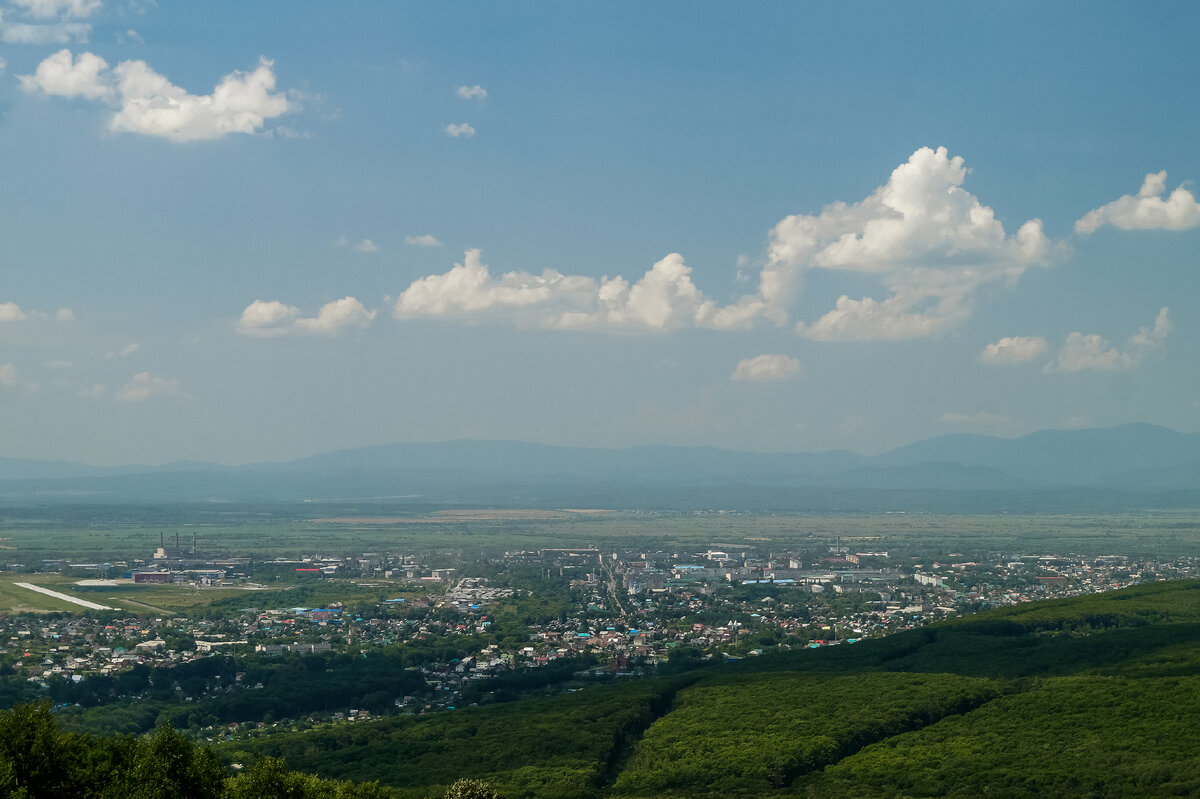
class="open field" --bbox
[0,574,257,615]
[1,506,1199,566]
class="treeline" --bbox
[0,702,390,798]
[52,650,427,735]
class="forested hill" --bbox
[215,579,1200,798]
[8,582,1200,797]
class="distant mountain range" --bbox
[1,423,1198,510]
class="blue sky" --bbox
[1,1,1198,465]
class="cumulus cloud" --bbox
[55,307,74,321]
[753,146,1053,339]
[0,302,27,322]
[19,50,290,141]
[237,300,299,336]
[731,354,801,382]
[444,122,475,138]
[115,371,180,403]
[980,335,1047,363]
[395,249,593,318]
[939,411,1011,429]
[293,297,376,333]
[18,48,111,99]
[455,84,486,100]
[263,147,1063,341]
[405,234,442,248]
[238,297,374,336]
[1046,307,1171,373]
[10,0,100,18]
[0,364,18,388]
[1076,172,1200,234]
[393,250,757,331]
[798,295,948,342]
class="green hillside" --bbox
[11,580,1200,798]
[202,579,1200,798]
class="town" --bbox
[0,531,1194,742]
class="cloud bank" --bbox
[392,249,759,331]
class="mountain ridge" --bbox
[1,423,1196,508]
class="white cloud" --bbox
[46,359,73,369]
[405,234,442,248]
[0,302,27,322]
[293,297,376,333]
[455,84,486,100]
[393,250,756,331]
[395,249,592,318]
[798,295,948,341]
[111,55,288,141]
[1076,172,1200,234]
[444,122,475,138]
[1046,307,1171,373]
[238,297,375,336]
[237,299,299,337]
[750,146,1053,339]
[980,335,1047,363]
[0,364,18,388]
[20,50,290,141]
[76,382,106,398]
[17,48,110,99]
[731,354,801,382]
[0,56,7,75]
[551,253,745,330]
[116,371,180,403]
[1062,414,1093,429]
[10,0,100,19]
[55,307,74,321]
[939,411,1011,429]
[116,28,143,44]
[0,11,90,43]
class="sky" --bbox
[1,1,1198,465]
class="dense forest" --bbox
[10,580,1200,797]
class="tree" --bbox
[444,778,501,799]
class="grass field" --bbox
[0,508,1198,567]
[0,574,259,615]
